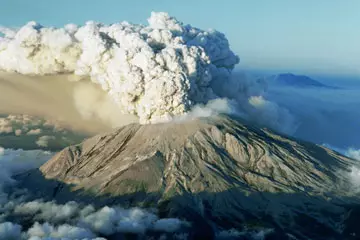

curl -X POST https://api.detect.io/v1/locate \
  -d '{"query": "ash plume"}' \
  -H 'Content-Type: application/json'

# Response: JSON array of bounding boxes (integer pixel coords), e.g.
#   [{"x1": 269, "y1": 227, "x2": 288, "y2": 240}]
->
[
  {"x1": 0, "y1": 12, "x2": 299, "y2": 135},
  {"x1": 0, "y1": 12, "x2": 239, "y2": 124}
]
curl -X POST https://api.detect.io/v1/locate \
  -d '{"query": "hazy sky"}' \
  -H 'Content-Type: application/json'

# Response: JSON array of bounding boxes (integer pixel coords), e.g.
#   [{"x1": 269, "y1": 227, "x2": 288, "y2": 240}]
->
[{"x1": 1, "y1": 0, "x2": 359, "y2": 76}]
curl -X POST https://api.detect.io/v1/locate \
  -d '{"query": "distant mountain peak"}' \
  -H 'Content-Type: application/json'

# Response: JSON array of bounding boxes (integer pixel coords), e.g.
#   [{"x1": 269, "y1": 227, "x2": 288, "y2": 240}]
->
[{"x1": 269, "y1": 73, "x2": 337, "y2": 88}]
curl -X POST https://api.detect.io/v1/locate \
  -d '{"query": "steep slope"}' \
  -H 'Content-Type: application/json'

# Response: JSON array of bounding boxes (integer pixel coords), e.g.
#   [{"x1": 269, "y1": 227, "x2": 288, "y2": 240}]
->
[
  {"x1": 39, "y1": 114, "x2": 360, "y2": 239},
  {"x1": 41, "y1": 114, "x2": 353, "y2": 196}
]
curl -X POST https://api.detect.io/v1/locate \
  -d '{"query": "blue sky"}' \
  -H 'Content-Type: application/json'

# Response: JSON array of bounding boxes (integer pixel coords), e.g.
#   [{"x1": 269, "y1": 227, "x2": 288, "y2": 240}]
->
[{"x1": 1, "y1": 0, "x2": 359, "y2": 76}]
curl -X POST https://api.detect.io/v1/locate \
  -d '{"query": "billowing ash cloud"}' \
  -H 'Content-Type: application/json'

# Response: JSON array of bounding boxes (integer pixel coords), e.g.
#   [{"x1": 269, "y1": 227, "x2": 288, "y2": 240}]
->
[
  {"x1": 0, "y1": 12, "x2": 297, "y2": 135},
  {"x1": 72, "y1": 82, "x2": 138, "y2": 128},
  {"x1": 0, "y1": 12, "x2": 239, "y2": 124}
]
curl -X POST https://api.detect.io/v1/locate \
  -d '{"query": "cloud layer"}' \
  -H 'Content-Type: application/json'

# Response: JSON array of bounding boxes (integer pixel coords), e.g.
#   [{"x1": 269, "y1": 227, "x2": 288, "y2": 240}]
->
[
  {"x1": 0, "y1": 114, "x2": 89, "y2": 150},
  {"x1": 265, "y1": 80, "x2": 360, "y2": 148}
]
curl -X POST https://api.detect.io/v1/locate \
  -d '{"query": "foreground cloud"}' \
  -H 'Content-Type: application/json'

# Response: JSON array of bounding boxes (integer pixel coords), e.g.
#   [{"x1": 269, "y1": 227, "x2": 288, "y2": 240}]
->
[
  {"x1": 27, "y1": 222, "x2": 98, "y2": 240},
  {"x1": 346, "y1": 148, "x2": 360, "y2": 161}
]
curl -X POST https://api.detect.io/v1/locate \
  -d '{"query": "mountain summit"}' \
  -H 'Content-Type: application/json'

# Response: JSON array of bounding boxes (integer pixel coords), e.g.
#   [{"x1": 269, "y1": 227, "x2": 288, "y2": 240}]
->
[
  {"x1": 268, "y1": 73, "x2": 337, "y2": 88},
  {"x1": 39, "y1": 114, "x2": 359, "y2": 239}
]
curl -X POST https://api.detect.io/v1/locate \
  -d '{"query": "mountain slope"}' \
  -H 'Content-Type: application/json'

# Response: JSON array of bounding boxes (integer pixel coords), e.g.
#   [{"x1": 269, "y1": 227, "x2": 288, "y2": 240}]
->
[
  {"x1": 38, "y1": 114, "x2": 360, "y2": 239},
  {"x1": 41, "y1": 114, "x2": 352, "y2": 195}
]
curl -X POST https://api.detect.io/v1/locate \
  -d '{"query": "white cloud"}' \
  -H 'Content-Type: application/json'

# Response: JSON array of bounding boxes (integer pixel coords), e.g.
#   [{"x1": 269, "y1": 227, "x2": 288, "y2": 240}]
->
[
  {"x1": 265, "y1": 81, "x2": 360, "y2": 148},
  {"x1": 0, "y1": 147, "x2": 52, "y2": 186},
  {"x1": 346, "y1": 148, "x2": 360, "y2": 161},
  {"x1": 26, "y1": 129, "x2": 42, "y2": 135},
  {"x1": 349, "y1": 166, "x2": 360, "y2": 186},
  {"x1": 0, "y1": 115, "x2": 67, "y2": 138},
  {"x1": 80, "y1": 206, "x2": 156, "y2": 235},
  {"x1": 322, "y1": 144, "x2": 360, "y2": 161},
  {"x1": 0, "y1": 118, "x2": 13, "y2": 134},
  {"x1": 0, "y1": 222, "x2": 22, "y2": 240},
  {"x1": 173, "y1": 98, "x2": 237, "y2": 122},
  {"x1": 14, "y1": 129, "x2": 22, "y2": 136},
  {"x1": 14, "y1": 201, "x2": 80, "y2": 223},
  {"x1": 36, "y1": 136, "x2": 55, "y2": 147},
  {"x1": 27, "y1": 222, "x2": 96, "y2": 239},
  {"x1": 322, "y1": 144, "x2": 360, "y2": 189}
]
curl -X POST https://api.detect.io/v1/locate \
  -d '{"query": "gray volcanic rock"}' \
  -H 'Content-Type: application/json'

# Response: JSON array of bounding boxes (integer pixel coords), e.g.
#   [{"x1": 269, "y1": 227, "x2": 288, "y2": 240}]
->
[
  {"x1": 41, "y1": 114, "x2": 353, "y2": 195},
  {"x1": 38, "y1": 114, "x2": 360, "y2": 239}
]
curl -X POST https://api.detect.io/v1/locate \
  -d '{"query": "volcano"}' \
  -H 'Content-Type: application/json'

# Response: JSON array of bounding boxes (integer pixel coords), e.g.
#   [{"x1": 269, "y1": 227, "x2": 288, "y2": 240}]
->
[
  {"x1": 267, "y1": 73, "x2": 338, "y2": 89},
  {"x1": 20, "y1": 114, "x2": 360, "y2": 239}
]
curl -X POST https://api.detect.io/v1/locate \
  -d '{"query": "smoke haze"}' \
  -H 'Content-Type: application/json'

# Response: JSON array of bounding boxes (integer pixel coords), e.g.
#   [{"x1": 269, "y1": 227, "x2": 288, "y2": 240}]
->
[{"x1": 0, "y1": 72, "x2": 137, "y2": 134}]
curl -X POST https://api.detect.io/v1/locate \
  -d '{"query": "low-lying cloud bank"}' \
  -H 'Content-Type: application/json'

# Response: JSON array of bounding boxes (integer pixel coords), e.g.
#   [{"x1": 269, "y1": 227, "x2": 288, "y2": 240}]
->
[
  {"x1": 264, "y1": 80, "x2": 360, "y2": 148},
  {"x1": 0, "y1": 114, "x2": 90, "y2": 150}
]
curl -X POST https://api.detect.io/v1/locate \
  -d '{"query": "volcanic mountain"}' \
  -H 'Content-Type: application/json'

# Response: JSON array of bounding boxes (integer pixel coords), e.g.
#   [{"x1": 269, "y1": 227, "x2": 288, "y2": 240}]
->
[
  {"x1": 22, "y1": 114, "x2": 360, "y2": 239},
  {"x1": 267, "y1": 73, "x2": 337, "y2": 89}
]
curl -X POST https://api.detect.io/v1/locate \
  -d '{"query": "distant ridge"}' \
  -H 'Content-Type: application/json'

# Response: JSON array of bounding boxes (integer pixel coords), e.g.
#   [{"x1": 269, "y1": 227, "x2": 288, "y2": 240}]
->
[{"x1": 268, "y1": 73, "x2": 338, "y2": 88}]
